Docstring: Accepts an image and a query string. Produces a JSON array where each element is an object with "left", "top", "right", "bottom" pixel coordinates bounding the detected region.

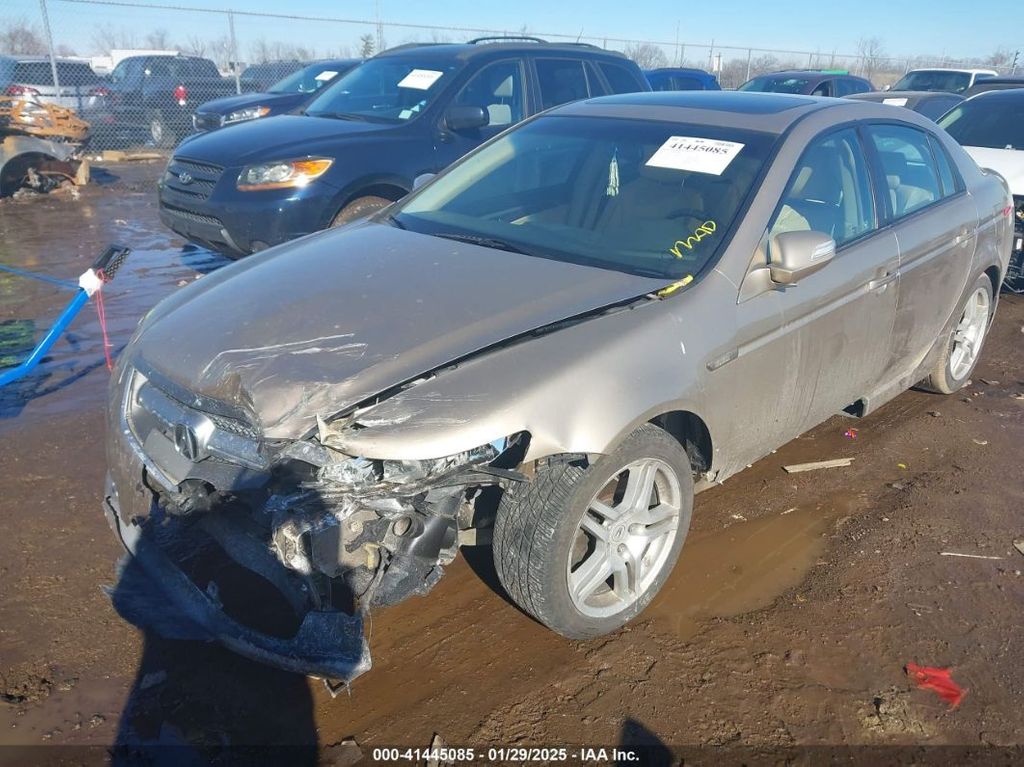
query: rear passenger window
[
  {"left": 584, "top": 62, "right": 609, "bottom": 96},
  {"left": 597, "top": 62, "right": 642, "bottom": 94},
  {"left": 536, "top": 59, "right": 589, "bottom": 110},
  {"left": 928, "top": 135, "right": 961, "bottom": 197},
  {"left": 869, "top": 125, "right": 943, "bottom": 217},
  {"left": 769, "top": 128, "right": 876, "bottom": 249}
]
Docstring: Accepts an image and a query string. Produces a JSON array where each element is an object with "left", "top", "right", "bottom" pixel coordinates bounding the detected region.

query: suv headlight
[
  {"left": 224, "top": 105, "right": 271, "bottom": 125},
  {"left": 237, "top": 157, "right": 333, "bottom": 191}
]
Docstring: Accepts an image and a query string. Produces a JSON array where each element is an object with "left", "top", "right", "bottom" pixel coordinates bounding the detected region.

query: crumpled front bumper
[{"left": 102, "top": 474, "right": 372, "bottom": 683}]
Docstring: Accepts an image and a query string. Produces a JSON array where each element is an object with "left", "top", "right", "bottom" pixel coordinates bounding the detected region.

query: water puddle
[
  {"left": 648, "top": 506, "right": 834, "bottom": 637},
  {"left": 0, "top": 176, "right": 230, "bottom": 426}
]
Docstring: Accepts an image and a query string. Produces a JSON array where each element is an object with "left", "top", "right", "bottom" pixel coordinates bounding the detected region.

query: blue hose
[{"left": 0, "top": 288, "right": 90, "bottom": 387}]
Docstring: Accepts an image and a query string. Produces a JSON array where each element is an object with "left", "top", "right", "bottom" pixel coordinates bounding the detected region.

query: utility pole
[
  {"left": 38, "top": 0, "right": 60, "bottom": 97},
  {"left": 228, "top": 10, "right": 240, "bottom": 94}
]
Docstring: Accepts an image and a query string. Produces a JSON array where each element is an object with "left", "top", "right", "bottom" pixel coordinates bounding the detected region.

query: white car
[
  {"left": 891, "top": 68, "right": 998, "bottom": 95},
  {"left": 939, "top": 88, "right": 1024, "bottom": 291}
]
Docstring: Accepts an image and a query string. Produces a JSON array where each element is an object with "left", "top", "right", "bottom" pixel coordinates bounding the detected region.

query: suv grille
[
  {"left": 161, "top": 203, "right": 223, "bottom": 228},
  {"left": 164, "top": 157, "right": 223, "bottom": 201}
]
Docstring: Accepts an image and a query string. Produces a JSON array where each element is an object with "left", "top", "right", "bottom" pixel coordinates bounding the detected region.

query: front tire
[
  {"left": 919, "top": 273, "right": 994, "bottom": 394},
  {"left": 493, "top": 424, "right": 694, "bottom": 639},
  {"left": 330, "top": 195, "right": 392, "bottom": 227}
]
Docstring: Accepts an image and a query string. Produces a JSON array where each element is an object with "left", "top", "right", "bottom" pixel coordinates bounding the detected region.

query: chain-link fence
[{"left": 1, "top": 0, "right": 1018, "bottom": 149}]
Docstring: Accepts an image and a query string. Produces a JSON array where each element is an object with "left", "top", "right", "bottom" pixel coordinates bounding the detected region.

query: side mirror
[
  {"left": 413, "top": 173, "right": 435, "bottom": 190},
  {"left": 768, "top": 230, "right": 835, "bottom": 285},
  {"left": 444, "top": 105, "right": 488, "bottom": 132}
]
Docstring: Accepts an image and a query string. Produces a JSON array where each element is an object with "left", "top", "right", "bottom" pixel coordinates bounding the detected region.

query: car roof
[
  {"left": 969, "top": 76, "right": 1024, "bottom": 85},
  {"left": 965, "top": 88, "right": 1024, "bottom": 103},
  {"left": 645, "top": 67, "right": 714, "bottom": 76},
  {"left": 376, "top": 38, "right": 629, "bottom": 62},
  {"left": 748, "top": 70, "right": 866, "bottom": 83},
  {"left": 905, "top": 67, "right": 996, "bottom": 75},
  {"left": 551, "top": 90, "right": 861, "bottom": 133},
  {"left": 846, "top": 90, "right": 958, "bottom": 102}
]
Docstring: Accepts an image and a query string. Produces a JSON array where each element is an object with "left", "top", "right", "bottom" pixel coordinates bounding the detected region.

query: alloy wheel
[{"left": 567, "top": 458, "right": 682, "bottom": 618}]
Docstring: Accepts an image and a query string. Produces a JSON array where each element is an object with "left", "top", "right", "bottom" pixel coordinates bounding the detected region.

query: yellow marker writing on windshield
[{"left": 669, "top": 221, "right": 717, "bottom": 258}]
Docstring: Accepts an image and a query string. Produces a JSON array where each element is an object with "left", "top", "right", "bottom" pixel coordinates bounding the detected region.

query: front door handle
[{"left": 868, "top": 267, "right": 898, "bottom": 291}]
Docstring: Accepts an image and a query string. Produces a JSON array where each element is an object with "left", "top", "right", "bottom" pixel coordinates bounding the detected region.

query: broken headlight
[{"left": 318, "top": 436, "right": 516, "bottom": 489}]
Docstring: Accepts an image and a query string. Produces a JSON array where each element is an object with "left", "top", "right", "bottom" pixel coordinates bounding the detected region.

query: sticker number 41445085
[{"left": 646, "top": 136, "right": 745, "bottom": 176}]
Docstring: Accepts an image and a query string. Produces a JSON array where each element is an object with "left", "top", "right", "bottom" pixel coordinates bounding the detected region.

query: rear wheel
[
  {"left": 330, "top": 195, "right": 392, "bottom": 228},
  {"left": 147, "top": 109, "right": 176, "bottom": 149},
  {"left": 919, "top": 273, "right": 994, "bottom": 394},
  {"left": 493, "top": 424, "right": 693, "bottom": 639}
]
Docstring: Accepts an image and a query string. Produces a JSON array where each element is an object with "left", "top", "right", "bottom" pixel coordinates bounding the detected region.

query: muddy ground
[{"left": 0, "top": 162, "right": 1021, "bottom": 765}]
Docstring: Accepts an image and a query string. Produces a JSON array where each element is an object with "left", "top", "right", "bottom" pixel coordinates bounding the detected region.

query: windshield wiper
[
  {"left": 431, "top": 232, "right": 532, "bottom": 255},
  {"left": 308, "top": 111, "right": 369, "bottom": 122},
  {"left": 383, "top": 212, "right": 406, "bottom": 230}
]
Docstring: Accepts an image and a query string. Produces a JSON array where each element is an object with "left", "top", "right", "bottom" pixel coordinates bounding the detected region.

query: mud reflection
[{"left": 649, "top": 506, "right": 834, "bottom": 637}]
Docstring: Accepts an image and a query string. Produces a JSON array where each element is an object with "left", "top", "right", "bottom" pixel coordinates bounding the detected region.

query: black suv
[
  {"left": 158, "top": 37, "right": 649, "bottom": 257},
  {"left": 87, "top": 54, "right": 234, "bottom": 148}
]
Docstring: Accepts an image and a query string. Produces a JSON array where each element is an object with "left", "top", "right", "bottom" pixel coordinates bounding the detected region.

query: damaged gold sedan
[{"left": 103, "top": 91, "right": 1012, "bottom": 684}]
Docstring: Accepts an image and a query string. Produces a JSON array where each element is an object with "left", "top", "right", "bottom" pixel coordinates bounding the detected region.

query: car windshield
[
  {"left": 303, "top": 57, "right": 459, "bottom": 123},
  {"left": 892, "top": 70, "right": 972, "bottom": 94},
  {"left": 939, "top": 96, "right": 1024, "bottom": 150},
  {"left": 738, "top": 76, "right": 811, "bottom": 94},
  {"left": 269, "top": 62, "right": 352, "bottom": 94},
  {"left": 394, "top": 116, "right": 775, "bottom": 279}
]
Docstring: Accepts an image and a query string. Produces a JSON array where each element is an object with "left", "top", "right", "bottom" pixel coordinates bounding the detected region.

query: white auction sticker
[
  {"left": 646, "top": 136, "right": 744, "bottom": 176},
  {"left": 314, "top": 70, "right": 338, "bottom": 81},
  {"left": 882, "top": 97, "right": 909, "bottom": 106},
  {"left": 397, "top": 69, "right": 444, "bottom": 90}
]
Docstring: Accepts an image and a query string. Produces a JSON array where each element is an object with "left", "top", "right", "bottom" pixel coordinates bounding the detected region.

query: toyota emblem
[
  {"left": 178, "top": 171, "right": 194, "bottom": 185},
  {"left": 174, "top": 423, "right": 199, "bottom": 461}
]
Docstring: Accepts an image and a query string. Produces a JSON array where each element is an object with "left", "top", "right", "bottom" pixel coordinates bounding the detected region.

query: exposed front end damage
[{"left": 104, "top": 359, "right": 526, "bottom": 685}]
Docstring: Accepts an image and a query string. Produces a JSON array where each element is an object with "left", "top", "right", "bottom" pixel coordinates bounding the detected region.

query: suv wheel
[
  {"left": 330, "top": 195, "right": 392, "bottom": 227},
  {"left": 919, "top": 273, "right": 994, "bottom": 394},
  {"left": 147, "top": 109, "right": 175, "bottom": 149},
  {"left": 493, "top": 424, "right": 693, "bottom": 639}
]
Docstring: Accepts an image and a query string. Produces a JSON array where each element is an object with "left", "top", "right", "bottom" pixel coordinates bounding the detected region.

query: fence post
[
  {"left": 38, "top": 0, "right": 61, "bottom": 97},
  {"left": 228, "top": 10, "right": 241, "bottom": 94}
]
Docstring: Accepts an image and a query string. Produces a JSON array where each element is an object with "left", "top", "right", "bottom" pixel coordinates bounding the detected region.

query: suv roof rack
[{"left": 468, "top": 35, "right": 547, "bottom": 45}]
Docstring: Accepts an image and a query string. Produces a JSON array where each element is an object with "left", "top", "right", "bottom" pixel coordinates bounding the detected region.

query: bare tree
[
  {"left": 145, "top": 28, "right": 172, "bottom": 49},
  {"left": 856, "top": 36, "right": 886, "bottom": 83},
  {"left": 985, "top": 47, "right": 1014, "bottom": 71},
  {"left": 91, "top": 25, "right": 138, "bottom": 53},
  {"left": 181, "top": 34, "right": 208, "bottom": 58},
  {"left": 358, "top": 33, "right": 375, "bottom": 58},
  {"left": 623, "top": 42, "right": 668, "bottom": 70},
  {"left": 0, "top": 19, "right": 47, "bottom": 55}
]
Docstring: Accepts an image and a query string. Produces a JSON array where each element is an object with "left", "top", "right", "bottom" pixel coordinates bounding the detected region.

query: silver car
[
  {"left": 0, "top": 56, "right": 105, "bottom": 113},
  {"left": 103, "top": 91, "right": 1012, "bottom": 682}
]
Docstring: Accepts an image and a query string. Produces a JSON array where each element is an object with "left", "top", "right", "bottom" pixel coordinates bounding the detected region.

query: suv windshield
[
  {"left": 738, "top": 76, "right": 811, "bottom": 94},
  {"left": 304, "top": 57, "right": 459, "bottom": 123},
  {"left": 270, "top": 62, "right": 350, "bottom": 94},
  {"left": 939, "top": 95, "right": 1024, "bottom": 149},
  {"left": 394, "top": 116, "right": 775, "bottom": 279},
  {"left": 892, "top": 70, "right": 972, "bottom": 94}
]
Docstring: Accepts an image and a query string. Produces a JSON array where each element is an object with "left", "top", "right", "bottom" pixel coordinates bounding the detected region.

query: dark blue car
[
  {"left": 159, "top": 38, "right": 649, "bottom": 257},
  {"left": 644, "top": 67, "right": 720, "bottom": 91},
  {"left": 191, "top": 58, "right": 361, "bottom": 132}
]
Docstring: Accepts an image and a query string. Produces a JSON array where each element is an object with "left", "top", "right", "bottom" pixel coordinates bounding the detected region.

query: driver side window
[
  {"left": 768, "top": 128, "right": 876, "bottom": 252},
  {"left": 451, "top": 60, "right": 524, "bottom": 128}
]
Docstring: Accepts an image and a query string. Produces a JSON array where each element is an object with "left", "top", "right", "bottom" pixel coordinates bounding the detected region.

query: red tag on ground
[{"left": 905, "top": 663, "right": 965, "bottom": 709}]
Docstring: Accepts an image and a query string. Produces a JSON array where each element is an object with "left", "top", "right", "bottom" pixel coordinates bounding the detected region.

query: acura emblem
[
  {"left": 174, "top": 423, "right": 199, "bottom": 461},
  {"left": 177, "top": 171, "right": 193, "bottom": 185}
]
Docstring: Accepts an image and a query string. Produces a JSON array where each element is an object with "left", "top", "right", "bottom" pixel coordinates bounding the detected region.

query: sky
[{"left": 4, "top": 0, "right": 1016, "bottom": 63}]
